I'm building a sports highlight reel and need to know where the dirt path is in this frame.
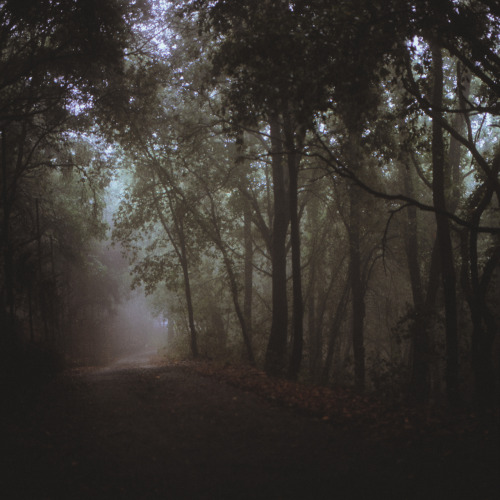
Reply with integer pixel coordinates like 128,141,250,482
2,359,499,499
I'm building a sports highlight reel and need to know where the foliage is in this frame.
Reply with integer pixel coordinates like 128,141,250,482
0,0,149,368
3,0,499,407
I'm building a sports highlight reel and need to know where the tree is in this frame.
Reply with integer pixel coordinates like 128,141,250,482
308,0,500,401
187,0,351,377
460,158,500,406
0,0,149,372
97,0,500,404
395,1,500,403
429,42,460,404
113,166,202,359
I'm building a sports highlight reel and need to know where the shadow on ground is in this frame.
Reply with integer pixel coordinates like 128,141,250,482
2,356,499,499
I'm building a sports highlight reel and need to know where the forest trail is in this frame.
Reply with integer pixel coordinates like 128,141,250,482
2,357,498,500
106,349,162,370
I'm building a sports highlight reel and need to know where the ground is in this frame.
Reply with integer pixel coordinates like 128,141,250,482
1,352,499,499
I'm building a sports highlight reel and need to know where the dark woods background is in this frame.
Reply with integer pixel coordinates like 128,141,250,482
1,0,499,409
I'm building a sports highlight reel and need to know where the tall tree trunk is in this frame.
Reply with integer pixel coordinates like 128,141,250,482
284,112,305,380
237,129,254,354
460,182,498,407
431,43,460,405
321,274,351,385
307,273,318,380
265,115,290,376
349,187,365,392
402,160,430,401
448,61,471,213
243,198,253,348
403,166,424,308
450,60,497,406
178,215,199,359
347,132,366,393
306,199,321,382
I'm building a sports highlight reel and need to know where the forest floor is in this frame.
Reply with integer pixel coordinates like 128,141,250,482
1,353,499,499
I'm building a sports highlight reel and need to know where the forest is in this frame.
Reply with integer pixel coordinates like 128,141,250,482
1,0,500,412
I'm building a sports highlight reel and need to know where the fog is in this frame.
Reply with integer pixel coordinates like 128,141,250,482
58,213,168,367
103,290,166,363
80,177,169,365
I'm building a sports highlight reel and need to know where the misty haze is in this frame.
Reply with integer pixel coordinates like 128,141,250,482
1,1,499,499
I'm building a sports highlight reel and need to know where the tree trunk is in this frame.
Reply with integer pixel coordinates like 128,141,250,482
152,191,199,360
402,160,430,401
307,275,318,380
321,274,351,385
199,186,255,364
431,43,460,405
306,237,321,382
243,198,253,349
265,115,290,376
347,132,366,393
284,112,305,380
178,215,199,359
237,130,254,355
403,166,424,308
460,182,498,407
448,61,471,213
220,246,255,364
349,190,365,392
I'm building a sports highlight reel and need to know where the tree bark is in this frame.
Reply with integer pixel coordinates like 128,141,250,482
177,215,199,359
403,166,424,308
237,130,254,354
349,185,365,392
284,112,305,380
265,115,290,376
431,43,460,405
460,181,498,407
402,159,430,401
306,200,321,382
347,131,366,393
321,274,351,386
243,197,253,348
448,61,471,212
